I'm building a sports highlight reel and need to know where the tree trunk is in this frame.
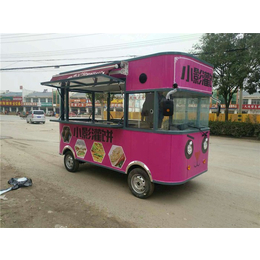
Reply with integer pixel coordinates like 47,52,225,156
225,96,229,121
225,107,229,121
224,93,230,121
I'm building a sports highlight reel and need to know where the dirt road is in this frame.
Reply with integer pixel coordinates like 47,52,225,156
1,115,259,228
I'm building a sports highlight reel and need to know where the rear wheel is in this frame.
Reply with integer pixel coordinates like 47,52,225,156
127,168,154,199
64,151,79,172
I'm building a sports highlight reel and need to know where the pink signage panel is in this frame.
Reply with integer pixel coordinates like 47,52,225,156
174,56,213,94
125,54,213,94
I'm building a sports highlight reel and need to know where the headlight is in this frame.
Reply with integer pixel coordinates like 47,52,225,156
185,140,193,159
187,141,193,155
202,137,208,153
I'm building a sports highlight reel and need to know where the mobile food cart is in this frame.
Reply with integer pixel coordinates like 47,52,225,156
41,52,217,199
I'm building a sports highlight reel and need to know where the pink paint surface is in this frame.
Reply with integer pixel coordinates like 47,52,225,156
126,54,213,93
60,123,209,184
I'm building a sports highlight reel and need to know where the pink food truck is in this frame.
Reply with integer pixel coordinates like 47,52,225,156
41,52,220,199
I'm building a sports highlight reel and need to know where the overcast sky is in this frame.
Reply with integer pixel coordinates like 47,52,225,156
1,33,204,92
0,1,257,94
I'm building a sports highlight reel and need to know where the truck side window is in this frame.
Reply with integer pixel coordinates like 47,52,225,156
127,92,154,129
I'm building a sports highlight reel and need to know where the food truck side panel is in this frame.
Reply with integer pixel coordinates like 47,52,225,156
60,123,172,182
126,54,174,91
60,123,208,183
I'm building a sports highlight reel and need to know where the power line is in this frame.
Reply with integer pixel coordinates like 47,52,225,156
0,33,31,38
1,48,249,72
0,60,119,71
1,33,102,44
1,34,201,59
0,55,138,62
0,33,56,39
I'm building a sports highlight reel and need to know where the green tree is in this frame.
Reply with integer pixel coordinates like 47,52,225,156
192,33,260,121
242,33,260,94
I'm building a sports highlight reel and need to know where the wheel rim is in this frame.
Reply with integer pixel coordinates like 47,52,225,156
131,174,146,194
65,154,74,169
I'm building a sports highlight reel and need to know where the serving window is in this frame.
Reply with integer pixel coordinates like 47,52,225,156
94,93,124,122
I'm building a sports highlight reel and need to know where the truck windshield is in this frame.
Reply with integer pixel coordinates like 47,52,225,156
158,91,210,131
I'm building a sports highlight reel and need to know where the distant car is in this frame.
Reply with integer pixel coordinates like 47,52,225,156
26,110,46,124
46,111,54,116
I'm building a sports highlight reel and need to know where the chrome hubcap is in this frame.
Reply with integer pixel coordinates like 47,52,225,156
66,155,74,169
131,174,146,194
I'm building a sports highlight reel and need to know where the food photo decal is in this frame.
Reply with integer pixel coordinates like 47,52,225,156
74,139,87,158
61,126,72,143
91,142,105,163
109,145,126,168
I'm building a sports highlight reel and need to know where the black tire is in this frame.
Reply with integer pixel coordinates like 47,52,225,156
64,151,79,172
127,168,154,199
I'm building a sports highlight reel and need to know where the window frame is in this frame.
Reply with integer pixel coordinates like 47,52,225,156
125,90,156,131
125,89,211,132
251,99,260,105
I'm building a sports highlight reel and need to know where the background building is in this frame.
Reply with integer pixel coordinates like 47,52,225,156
24,90,53,113
0,91,23,114
210,90,260,114
0,89,53,114
70,93,87,115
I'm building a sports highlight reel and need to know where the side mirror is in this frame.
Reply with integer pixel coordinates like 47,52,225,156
163,99,174,116
216,104,221,117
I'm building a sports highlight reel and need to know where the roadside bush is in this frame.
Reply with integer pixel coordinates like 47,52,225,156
209,121,225,135
209,121,257,138
254,124,260,140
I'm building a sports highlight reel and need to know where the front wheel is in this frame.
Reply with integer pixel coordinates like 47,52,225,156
127,168,154,199
64,151,79,172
